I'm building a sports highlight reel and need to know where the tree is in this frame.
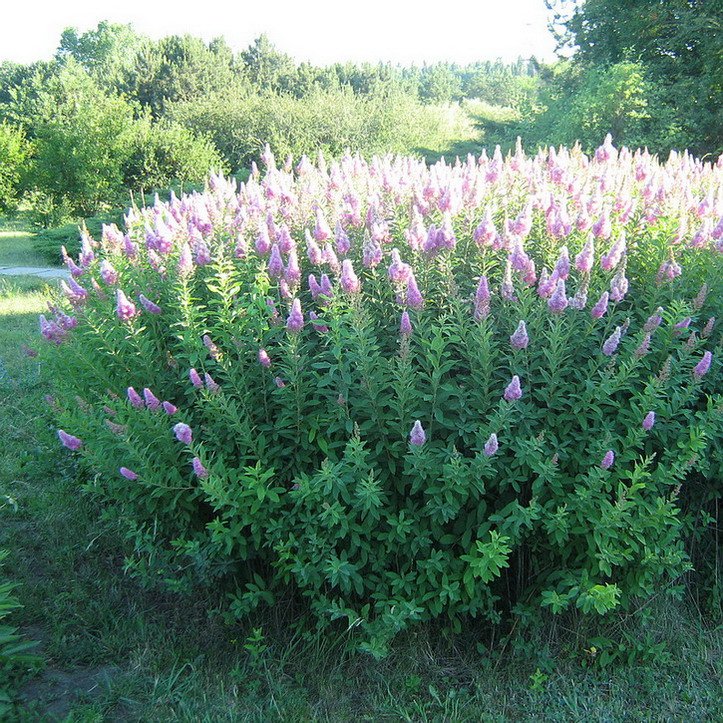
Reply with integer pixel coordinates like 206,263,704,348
55,21,145,89
239,35,295,91
122,117,226,191
418,63,462,104
120,35,241,116
550,0,723,154
21,61,138,219
0,122,30,214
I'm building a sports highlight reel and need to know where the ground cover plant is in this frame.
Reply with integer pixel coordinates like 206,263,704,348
39,137,722,657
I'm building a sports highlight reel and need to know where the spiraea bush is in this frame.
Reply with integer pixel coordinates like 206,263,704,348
38,136,722,655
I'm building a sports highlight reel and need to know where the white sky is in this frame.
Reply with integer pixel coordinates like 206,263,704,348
0,0,557,66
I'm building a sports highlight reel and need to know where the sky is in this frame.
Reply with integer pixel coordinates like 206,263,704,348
0,0,558,67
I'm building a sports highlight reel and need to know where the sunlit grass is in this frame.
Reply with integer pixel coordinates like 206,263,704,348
0,277,52,313
0,231,49,268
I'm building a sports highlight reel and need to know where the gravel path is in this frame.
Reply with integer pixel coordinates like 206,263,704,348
0,265,69,279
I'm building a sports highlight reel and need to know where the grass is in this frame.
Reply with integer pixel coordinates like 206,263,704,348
0,231,49,269
1,280,722,720
417,101,525,164
0,214,59,269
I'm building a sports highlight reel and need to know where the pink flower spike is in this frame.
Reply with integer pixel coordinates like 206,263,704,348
575,235,595,273
162,401,177,415
309,311,329,333
673,318,691,335
308,274,322,299
400,311,413,337
127,387,144,408
255,227,271,255
189,368,204,388
267,244,284,278
484,433,498,456
600,450,615,470
286,298,304,334
388,248,411,284
116,289,137,322
274,376,286,388
340,259,361,294
504,375,523,401
258,348,271,367
139,294,162,315
409,420,426,446
178,243,193,276
100,260,118,285
548,279,568,314
143,388,160,410
306,230,323,265
602,327,622,356
475,276,490,304
314,207,332,242
510,320,529,350
634,332,652,358
173,422,193,444
119,467,139,480
643,308,663,332
204,373,220,393
58,429,82,451
693,351,712,379
405,272,424,309
192,457,209,479
642,411,656,431
500,262,517,301
285,249,301,285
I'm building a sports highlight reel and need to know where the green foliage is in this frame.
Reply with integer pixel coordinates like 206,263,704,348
21,61,137,220
6,62,222,224
492,61,693,157
239,34,295,92
551,0,723,156
117,34,241,118
168,87,448,172
55,20,145,88
0,122,30,214
2,272,723,718
418,64,463,104
0,551,41,717
32,210,122,264
121,117,227,192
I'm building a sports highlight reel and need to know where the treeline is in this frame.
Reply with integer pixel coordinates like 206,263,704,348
0,23,538,224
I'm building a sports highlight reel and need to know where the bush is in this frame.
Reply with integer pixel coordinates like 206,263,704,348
121,117,227,192
168,87,448,172
14,62,223,222
39,141,722,655
512,61,692,158
22,62,138,220
32,210,123,265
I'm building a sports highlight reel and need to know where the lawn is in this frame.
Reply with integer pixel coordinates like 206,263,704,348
0,231,49,269
0,214,60,269
0,277,720,721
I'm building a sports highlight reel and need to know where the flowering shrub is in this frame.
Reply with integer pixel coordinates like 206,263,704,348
41,137,722,655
